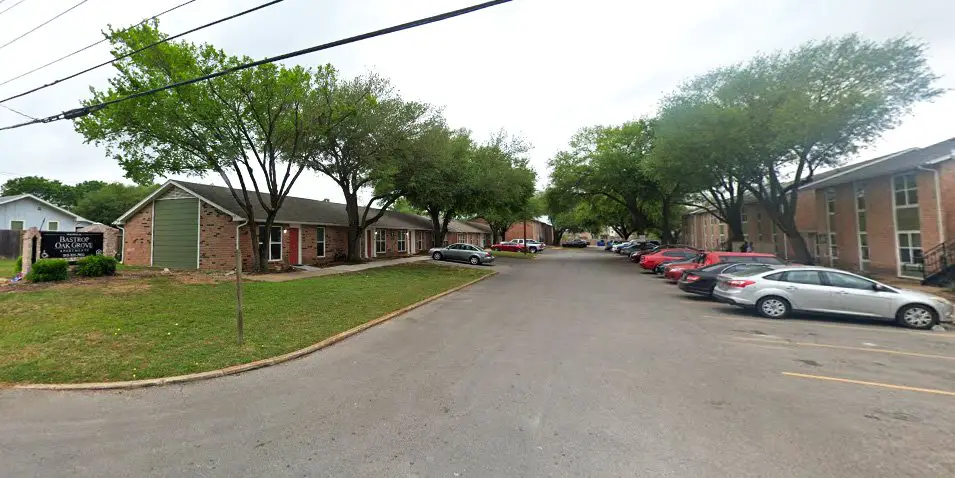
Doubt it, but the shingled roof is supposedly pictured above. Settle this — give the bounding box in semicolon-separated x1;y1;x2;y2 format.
115;180;434;230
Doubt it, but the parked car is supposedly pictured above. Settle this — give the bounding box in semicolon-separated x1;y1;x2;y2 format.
678;262;780;297
489;241;525;252
510;238;544;253
611;241;634;253
604;240;623;251
638;248;699;271
662;252;785;282
713;266;955;329
430;243;495;265
596;240;606;247
561;238;589;248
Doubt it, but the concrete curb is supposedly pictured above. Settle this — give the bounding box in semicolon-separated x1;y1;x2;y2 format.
12;271;497;391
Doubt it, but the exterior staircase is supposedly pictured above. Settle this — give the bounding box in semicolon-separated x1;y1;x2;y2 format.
921;239;955;286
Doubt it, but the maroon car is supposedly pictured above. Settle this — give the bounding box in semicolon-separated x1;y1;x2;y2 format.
489;241;526;252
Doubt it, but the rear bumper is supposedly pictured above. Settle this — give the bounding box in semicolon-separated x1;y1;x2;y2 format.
712;289;755;306
678;282;712;296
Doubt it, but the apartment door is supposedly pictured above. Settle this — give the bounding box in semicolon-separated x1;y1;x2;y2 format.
288;227;300;264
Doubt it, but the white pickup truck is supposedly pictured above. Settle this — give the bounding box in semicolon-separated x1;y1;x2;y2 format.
509;239;545;253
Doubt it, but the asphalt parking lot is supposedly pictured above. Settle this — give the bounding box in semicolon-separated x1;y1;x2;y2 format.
3;247;955;477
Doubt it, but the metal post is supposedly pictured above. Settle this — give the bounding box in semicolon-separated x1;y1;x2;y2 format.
523;219;528;255
236;249;244;345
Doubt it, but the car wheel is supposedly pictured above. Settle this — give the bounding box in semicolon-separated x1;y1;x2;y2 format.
432;252;443;261
469;256;480;265
896;304;937;330
529;247;538;253
756;296;790;319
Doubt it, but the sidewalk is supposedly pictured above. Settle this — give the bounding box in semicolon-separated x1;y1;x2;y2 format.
245;256;430;283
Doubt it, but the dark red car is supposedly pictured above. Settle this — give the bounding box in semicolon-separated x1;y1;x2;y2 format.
489;241;525;252
662;252;785;281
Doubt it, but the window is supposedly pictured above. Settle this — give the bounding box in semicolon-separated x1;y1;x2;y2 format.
894;173;922;277
375;229;386;254
755;256;785;265
826;188;836;216
741;210;748;224
823;271;874;290
415;232;423;251
258;225;283;261
854;183;868;270
10;220;24;230
47;221;59;231
781;270;823;285
726;264;770;275
764;272;784;281
894;174;918;206
316;227;326;257
397;230;407;252
829;233;838;259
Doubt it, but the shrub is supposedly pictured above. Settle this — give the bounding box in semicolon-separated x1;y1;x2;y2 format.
14;256;22;273
26;259;69;282
75;255;118;277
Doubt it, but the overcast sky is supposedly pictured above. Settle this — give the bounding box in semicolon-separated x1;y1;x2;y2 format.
0;0;953;203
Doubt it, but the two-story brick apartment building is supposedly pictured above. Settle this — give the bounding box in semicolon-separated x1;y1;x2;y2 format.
115;180;437;270
682;137;955;280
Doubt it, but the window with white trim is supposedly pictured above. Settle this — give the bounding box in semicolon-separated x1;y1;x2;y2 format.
10;220;24;230
855;183;869;269
397;230;407;252
894;173;922;277
825;188;837;263
829;233;838;259
415;232;423;251
316;227;326;257
258;225;283;261
375;229;386;254
47;221;59;231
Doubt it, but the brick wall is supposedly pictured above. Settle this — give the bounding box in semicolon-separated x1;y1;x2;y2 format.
916;170;942;250
832;182;858;270
864;177;898;275
199;203;237;270
300;225;349;265
939;161;955;242
123;202;153;267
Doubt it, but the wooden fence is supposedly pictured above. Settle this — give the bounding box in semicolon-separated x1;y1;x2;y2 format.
0;229;21;258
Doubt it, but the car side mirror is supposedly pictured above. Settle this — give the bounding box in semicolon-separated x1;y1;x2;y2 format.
873;283;887;292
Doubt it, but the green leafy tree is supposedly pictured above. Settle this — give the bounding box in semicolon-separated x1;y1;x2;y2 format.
74;22;322;272
542;185;589;245
675;35;942;263
296;72;432;261
74;183;159;225
471;133;536;244
0;176;72;206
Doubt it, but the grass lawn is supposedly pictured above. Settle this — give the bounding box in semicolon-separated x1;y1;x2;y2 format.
491;250;539;259
0;263;490;384
0;258;15;278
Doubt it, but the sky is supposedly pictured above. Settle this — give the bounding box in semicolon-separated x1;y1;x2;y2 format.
0;0;953;204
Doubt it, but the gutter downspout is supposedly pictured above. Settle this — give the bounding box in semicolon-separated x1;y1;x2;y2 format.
917;165;945;244
116;225;125;263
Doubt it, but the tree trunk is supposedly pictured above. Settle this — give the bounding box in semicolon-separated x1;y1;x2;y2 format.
777;219;813;264
344;194;363;262
429;209;444;247
551;228;566;246
659;201;674;244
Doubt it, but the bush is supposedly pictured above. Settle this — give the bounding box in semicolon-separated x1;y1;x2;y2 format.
75;255;118;277
14;256;22;273
26;259;69;282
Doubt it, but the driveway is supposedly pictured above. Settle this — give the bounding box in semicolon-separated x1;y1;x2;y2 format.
3;249;955;477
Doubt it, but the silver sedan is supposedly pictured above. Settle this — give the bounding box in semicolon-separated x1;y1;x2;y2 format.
429;243;495;265
713;265;954;329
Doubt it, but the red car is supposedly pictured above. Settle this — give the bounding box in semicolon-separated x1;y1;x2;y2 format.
662;252;785;281
639;248;699;270
489;241;525;252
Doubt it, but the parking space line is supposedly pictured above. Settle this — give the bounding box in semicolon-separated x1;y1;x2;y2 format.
733;336;955;361
782;372;955;397
702;314;955;339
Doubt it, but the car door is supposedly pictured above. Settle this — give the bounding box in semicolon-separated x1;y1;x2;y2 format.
446;244;463;260
777;270;831;312
821;271;894;318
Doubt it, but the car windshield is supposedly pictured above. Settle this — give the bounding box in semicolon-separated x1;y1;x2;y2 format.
726;267;773;277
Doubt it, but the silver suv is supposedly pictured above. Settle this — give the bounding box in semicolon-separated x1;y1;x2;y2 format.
713;266;954;329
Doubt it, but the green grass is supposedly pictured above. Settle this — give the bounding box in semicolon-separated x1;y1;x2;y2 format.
491;251;538;259
0;263;490;384
0;258;15;277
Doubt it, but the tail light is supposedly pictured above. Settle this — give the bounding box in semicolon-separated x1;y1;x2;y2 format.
685;274;700;282
726;279;755;288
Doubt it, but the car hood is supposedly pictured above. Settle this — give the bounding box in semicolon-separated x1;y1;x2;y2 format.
894;287;948;303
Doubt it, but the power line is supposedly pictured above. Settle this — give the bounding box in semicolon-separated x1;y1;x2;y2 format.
0;0;284;105
0;0;200;89
0;0;29;17
0;0;89;52
0;0;512;134
0;103;35;120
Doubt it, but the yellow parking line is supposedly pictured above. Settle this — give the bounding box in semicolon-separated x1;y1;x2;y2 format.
733;336;955;361
782;372;955;397
704;314;955;339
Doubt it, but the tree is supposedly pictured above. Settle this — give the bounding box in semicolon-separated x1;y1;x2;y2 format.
74;183;159;225
471;133;536;244
542;186;588;245
74;22;321;272
586;196;636;240
678;35;942;263
296;72;432;262
0;176;72;206
392;123;476;247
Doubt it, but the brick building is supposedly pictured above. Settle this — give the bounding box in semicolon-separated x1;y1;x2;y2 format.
115;180;435;271
443;220;492;248
682;137;955;280
503;219;554;244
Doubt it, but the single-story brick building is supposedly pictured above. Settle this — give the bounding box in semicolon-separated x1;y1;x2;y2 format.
444;220;492;248
114;180;436;270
